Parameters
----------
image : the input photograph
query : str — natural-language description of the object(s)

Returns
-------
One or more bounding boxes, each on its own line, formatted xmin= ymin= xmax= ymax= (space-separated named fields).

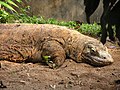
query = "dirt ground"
xmin=0 ymin=24 xmax=120 ymax=90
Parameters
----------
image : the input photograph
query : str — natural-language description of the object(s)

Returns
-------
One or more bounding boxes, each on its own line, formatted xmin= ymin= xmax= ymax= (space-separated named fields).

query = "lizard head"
xmin=81 ymin=41 xmax=113 ymax=66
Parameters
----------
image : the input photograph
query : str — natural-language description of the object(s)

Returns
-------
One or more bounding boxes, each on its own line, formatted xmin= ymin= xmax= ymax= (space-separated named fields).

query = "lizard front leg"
xmin=41 ymin=41 xmax=66 ymax=69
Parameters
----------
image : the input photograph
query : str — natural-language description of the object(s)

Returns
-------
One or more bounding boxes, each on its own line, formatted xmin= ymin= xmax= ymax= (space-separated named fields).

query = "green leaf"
xmin=0 ymin=1 xmax=16 ymax=12
xmin=6 ymin=0 xmax=19 ymax=7
xmin=16 ymin=0 xmax=22 ymax=3
xmin=43 ymin=56 xmax=51 ymax=61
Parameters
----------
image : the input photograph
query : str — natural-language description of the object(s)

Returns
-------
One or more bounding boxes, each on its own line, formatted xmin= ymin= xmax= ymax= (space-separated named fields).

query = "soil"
xmin=0 ymin=24 xmax=120 ymax=90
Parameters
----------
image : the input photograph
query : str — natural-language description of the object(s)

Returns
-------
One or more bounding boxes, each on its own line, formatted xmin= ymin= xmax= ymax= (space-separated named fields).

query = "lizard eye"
xmin=91 ymin=47 xmax=96 ymax=52
xmin=87 ymin=45 xmax=96 ymax=52
xmin=90 ymin=47 xmax=98 ymax=56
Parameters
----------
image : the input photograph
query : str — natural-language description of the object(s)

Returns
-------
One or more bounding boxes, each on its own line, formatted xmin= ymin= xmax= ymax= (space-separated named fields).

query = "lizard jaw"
xmin=82 ymin=52 xmax=113 ymax=66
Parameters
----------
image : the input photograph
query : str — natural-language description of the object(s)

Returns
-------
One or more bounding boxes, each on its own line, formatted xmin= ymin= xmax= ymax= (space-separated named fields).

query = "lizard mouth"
xmin=82 ymin=53 xmax=114 ymax=66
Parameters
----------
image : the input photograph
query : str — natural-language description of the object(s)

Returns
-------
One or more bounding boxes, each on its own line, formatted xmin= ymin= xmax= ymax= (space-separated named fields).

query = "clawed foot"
xmin=47 ymin=61 xmax=59 ymax=69
xmin=42 ymin=56 xmax=59 ymax=69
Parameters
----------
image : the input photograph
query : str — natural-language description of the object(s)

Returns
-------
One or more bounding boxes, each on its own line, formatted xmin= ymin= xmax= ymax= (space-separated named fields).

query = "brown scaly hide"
xmin=0 ymin=24 xmax=113 ymax=68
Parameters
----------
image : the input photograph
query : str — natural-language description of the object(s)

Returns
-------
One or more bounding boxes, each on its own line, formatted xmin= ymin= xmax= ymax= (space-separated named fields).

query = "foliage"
xmin=0 ymin=0 xmax=21 ymax=12
xmin=13 ymin=15 xmax=78 ymax=28
xmin=0 ymin=0 xmax=22 ymax=23
xmin=77 ymin=23 xmax=101 ymax=37
xmin=0 ymin=0 xmax=101 ymax=37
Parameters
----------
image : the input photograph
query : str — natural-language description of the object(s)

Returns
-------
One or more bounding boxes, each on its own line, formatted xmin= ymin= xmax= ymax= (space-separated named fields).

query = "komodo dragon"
xmin=0 ymin=24 xmax=113 ymax=68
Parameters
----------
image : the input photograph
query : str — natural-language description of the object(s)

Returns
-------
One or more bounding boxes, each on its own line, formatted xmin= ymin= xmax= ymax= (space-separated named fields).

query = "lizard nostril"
xmin=103 ymin=56 xmax=106 ymax=59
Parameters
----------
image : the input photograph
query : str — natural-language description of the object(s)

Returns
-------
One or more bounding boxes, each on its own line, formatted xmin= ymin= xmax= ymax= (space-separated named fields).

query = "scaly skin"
xmin=0 ymin=24 xmax=113 ymax=68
